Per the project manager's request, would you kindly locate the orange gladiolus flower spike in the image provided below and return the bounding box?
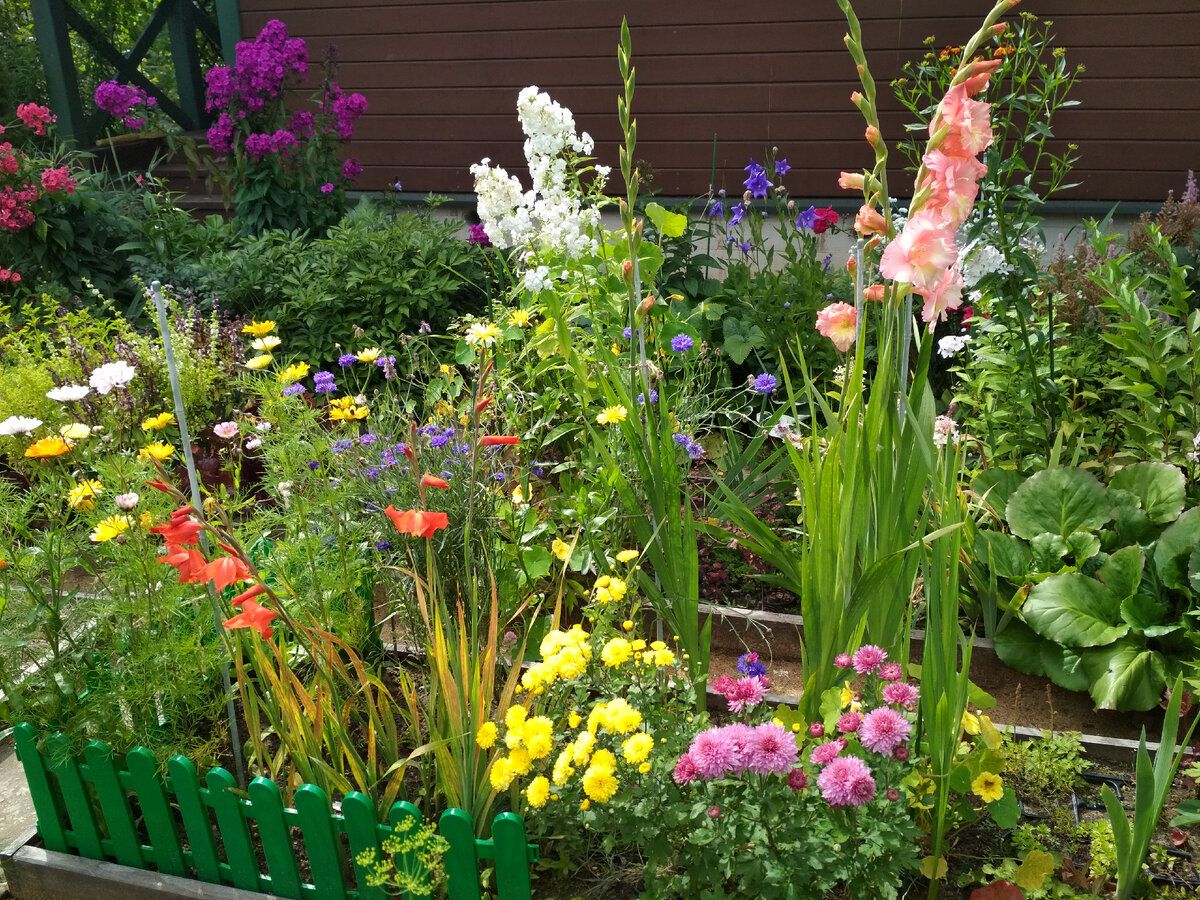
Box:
[201,555,252,592]
[157,543,208,583]
[384,505,450,538]
[421,474,450,489]
[481,435,520,447]
[223,598,276,639]
[150,509,206,545]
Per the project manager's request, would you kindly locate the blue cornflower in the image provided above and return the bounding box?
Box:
[729,205,746,226]
[493,471,505,483]
[753,373,778,394]
[709,200,725,218]
[623,326,632,339]
[364,467,380,481]
[774,158,790,177]
[307,460,321,471]
[637,390,659,405]
[742,158,773,199]
[313,370,335,383]
[739,240,753,255]
[376,540,392,551]
[331,438,353,454]
[313,379,337,394]
[783,302,792,309]
[532,465,545,477]
[430,432,451,449]
[337,353,357,367]
[738,652,767,678]
[282,383,306,397]
[360,433,377,446]
[670,334,695,354]
[440,470,453,481]
[796,205,818,230]
[672,433,692,448]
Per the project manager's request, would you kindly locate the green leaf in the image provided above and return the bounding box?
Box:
[1022,573,1127,648]
[1170,799,1200,827]
[1120,593,1168,633]
[454,340,476,365]
[521,546,553,581]
[644,202,688,238]
[988,788,1021,829]
[992,619,1090,692]
[1097,545,1144,599]
[971,470,1026,517]
[1066,531,1101,563]
[949,763,974,794]
[1080,640,1167,710]
[975,531,1031,579]
[1029,532,1069,573]
[1109,462,1186,524]
[1005,468,1110,539]
[1154,506,1200,589]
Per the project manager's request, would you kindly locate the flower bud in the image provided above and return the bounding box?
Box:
[854,205,887,236]
[865,125,884,151]
[622,259,633,281]
[742,190,753,204]
[838,171,865,191]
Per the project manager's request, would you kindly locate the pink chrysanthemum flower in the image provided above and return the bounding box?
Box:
[878,662,904,682]
[723,723,757,775]
[837,711,862,734]
[712,674,736,695]
[809,721,825,738]
[858,707,912,755]
[690,727,739,780]
[818,755,877,807]
[852,644,887,675]
[748,723,798,776]
[787,768,809,792]
[673,752,699,784]
[834,653,853,668]
[725,675,767,713]
[882,682,920,710]
[809,738,847,766]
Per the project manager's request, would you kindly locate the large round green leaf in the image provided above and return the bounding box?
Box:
[974,530,1031,579]
[992,619,1090,692]
[1005,468,1110,540]
[1109,461,1186,524]
[1080,640,1167,711]
[972,469,1027,518]
[1154,506,1200,590]
[1022,573,1128,648]
[1097,545,1144,599]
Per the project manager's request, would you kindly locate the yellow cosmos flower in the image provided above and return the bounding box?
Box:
[67,479,104,511]
[971,771,1004,803]
[90,514,133,543]
[138,442,175,462]
[276,362,311,384]
[551,538,571,561]
[510,309,532,327]
[141,411,176,431]
[465,322,504,346]
[25,437,72,458]
[355,347,382,363]
[244,354,273,370]
[596,405,628,426]
[616,549,639,563]
[242,320,276,337]
[251,336,281,351]
[476,722,497,749]
[59,423,91,441]
[525,775,550,809]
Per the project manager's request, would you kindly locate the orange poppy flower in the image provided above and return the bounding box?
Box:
[223,598,276,639]
[384,505,449,538]
[24,437,72,458]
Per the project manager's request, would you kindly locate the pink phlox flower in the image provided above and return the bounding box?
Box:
[858,707,912,755]
[690,727,740,780]
[878,662,904,682]
[818,755,877,807]
[881,682,919,709]
[672,752,699,785]
[851,644,887,675]
[748,723,799,776]
[879,212,957,290]
[837,711,862,734]
[809,738,847,767]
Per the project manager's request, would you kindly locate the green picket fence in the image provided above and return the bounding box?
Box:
[12,722,538,899]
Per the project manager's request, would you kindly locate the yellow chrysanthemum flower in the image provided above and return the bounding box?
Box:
[525,775,550,809]
[276,362,311,384]
[141,411,176,431]
[355,347,382,363]
[616,549,639,563]
[251,336,281,351]
[596,405,628,426]
[601,638,632,668]
[138,442,175,462]
[638,762,651,774]
[622,619,635,632]
[551,538,571,561]
[552,748,575,786]
[244,354,273,370]
[90,514,133,543]
[602,698,642,735]
[242,320,276,337]
[971,772,1004,803]
[25,437,73,459]
[582,764,619,803]
[59,423,91,441]
[571,731,595,766]
[508,746,532,776]
[476,722,497,749]
[67,479,104,511]
[622,733,654,765]
[465,322,503,346]
[489,756,517,791]
[510,309,532,327]
[522,716,555,760]
[505,706,527,731]
[568,711,582,729]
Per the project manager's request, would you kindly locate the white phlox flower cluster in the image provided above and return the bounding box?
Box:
[470,86,603,260]
[957,236,1012,289]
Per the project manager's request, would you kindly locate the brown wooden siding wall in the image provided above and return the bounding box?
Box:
[237,1,1200,204]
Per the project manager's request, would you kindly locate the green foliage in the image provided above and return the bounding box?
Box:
[1002,731,1088,800]
[356,816,449,896]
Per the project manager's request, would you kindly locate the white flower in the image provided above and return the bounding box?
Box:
[277,481,294,507]
[933,415,960,449]
[114,492,140,511]
[46,384,90,402]
[245,437,262,450]
[523,266,552,294]
[88,361,136,394]
[0,415,42,436]
[255,421,273,433]
[937,334,970,358]
[213,421,239,439]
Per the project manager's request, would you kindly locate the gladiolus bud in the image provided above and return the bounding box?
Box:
[476,396,492,413]
[421,474,450,489]
[850,90,863,106]
[865,235,882,254]
[865,125,884,151]
[854,205,887,236]
[481,436,521,447]
[846,256,857,277]
[838,171,865,191]
[863,284,886,302]
[483,359,494,378]
[637,295,655,319]
[622,260,633,281]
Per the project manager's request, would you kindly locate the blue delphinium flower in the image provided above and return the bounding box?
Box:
[753,373,778,394]
[796,205,818,230]
[337,353,357,367]
[743,158,773,199]
[738,652,767,678]
[670,334,695,354]
[774,158,790,177]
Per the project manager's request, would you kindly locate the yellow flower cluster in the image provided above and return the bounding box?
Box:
[90,514,133,543]
[138,442,175,462]
[487,706,556,792]
[592,574,627,605]
[520,625,591,694]
[276,362,310,384]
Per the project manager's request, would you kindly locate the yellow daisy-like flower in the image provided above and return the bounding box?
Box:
[141,411,176,431]
[601,698,642,735]
[971,771,1004,803]
[510,309,532,327]
[251,336,281,351]
[355,347,382,363]
[525,775,550,809]
[580,799,590,811]
[512,485,525,504]
[244,354,273,370]
[840,681,857,709]
[25,437,73,458]
[67,479,104,511]
[465,322,503,346]
[596,405,628,426]
[551,538,571,561]
[622,733,654,765]
[276,362,311,384]
[638,761,651,775]
[582,764,619,803]
[242,320,276,337]
[616,549,639,563]
[90,514,133,543]
[330,405,369,421]
[476,722,497,749]
[138,442,175,462]
[59,423,91,441]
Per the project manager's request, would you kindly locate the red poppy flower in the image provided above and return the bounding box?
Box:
[481,436,521,446]
[384,505,449,538]
[421,474,450,489]
[223,598,276,639]
[157,543,207,583]
[200,555,252,592]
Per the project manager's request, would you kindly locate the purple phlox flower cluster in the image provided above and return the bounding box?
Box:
[636,390,659,405]
[857,707,911,755]
[338,353,357,367]
[728,205,746,227]
[774,158,791,177]
[852,644,887,675]
[282,383,306,397]
[712,673,768,713]
[94,81,156,130]
[709,200,725,218]
[467,223,492,247]
[325,85,368,140]
[670,333,694,354]
[676,722,799,782]
[320,183,334,194]
[228,20,308,113]
[818,755,876,807]
[313,370,337,393]
[752,373,778,394]
[743,158,773,199]
[289,110,316,138]
[244,129,298,161]
[737,652,767,679]
[330,438,353,454]
[672,432,705,461]
[342,158,362,180]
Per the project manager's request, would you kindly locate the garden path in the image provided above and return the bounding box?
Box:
[0,737,34,898]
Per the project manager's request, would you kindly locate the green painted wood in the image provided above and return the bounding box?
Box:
[294,784,347,900]
[29,0,85,144]
[248,777,303,899]
[127,747,187,877]
[491,813,533,900]
[438,809,481,900]
[11,723,69,853]
[213,0,242,65]
[342,792,388,900]
[45,733,104,860]
[168,755,222,884]
[386,801,430,900]
[206,767,260,891]
[167,0,205,129]
[84,742,143,868]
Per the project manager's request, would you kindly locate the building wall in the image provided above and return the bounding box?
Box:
[237,0,1200,204]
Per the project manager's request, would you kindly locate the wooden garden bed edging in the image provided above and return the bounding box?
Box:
[3,723,538,900]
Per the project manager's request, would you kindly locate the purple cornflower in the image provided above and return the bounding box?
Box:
[313,374,337,394]
[376,540,392,551]
[742,158,773,199]
[307,460,321,470]
[670,333,694,354]
[752,373,778,394]
[330,438,353,454]
[376,355,397,379]
[637,390,658,405]
[282,383,306,397]
[337,353,357,367]
[796,205,818,230]
[359,433,377,446]
[737,652,767,679]
[709,200,725,218]
[493,471,505,483]
[774,158,791,177]
[364,467,380,481]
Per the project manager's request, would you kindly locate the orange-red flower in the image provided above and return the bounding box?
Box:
[201,555,252,592]
[230,583,267,607]
[24,437,72,458]
[481,435,521,447]
[145,479,174,494]
[223,598,276,639]
[150,506,205,545]
[384,505,449,538]
[157,543,207,583]
[421,474,450,489]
